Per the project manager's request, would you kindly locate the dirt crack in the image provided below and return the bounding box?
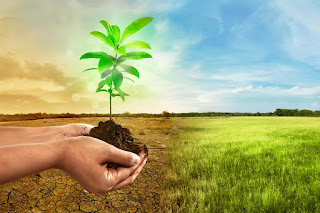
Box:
[0,117,172,212]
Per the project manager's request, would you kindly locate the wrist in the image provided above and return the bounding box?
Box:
[51,139,68,169]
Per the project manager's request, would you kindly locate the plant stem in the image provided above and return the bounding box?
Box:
[107,53,118,120]
[108,53,118,121]
[109,89,112,120]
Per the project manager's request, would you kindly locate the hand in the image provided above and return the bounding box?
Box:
[57,136,148,195]
[57,123,95,140]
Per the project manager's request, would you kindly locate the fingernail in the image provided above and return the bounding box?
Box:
[133,154,140,164]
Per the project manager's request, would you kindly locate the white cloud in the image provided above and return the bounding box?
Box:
[285,86,320,96]
[193,84,320,112]
[197,86,253,103]
[197,85,320,104]
[187,64,205,79]
[202,64,300,86]
[210,72,268,82]
[274,0,320,68]
[154,19,169,34]
[132,0,189,13]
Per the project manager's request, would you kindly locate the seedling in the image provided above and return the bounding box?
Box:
[80,17,153,120]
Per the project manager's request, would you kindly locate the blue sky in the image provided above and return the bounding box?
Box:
[155,0,320,113]
[1,0,320,113]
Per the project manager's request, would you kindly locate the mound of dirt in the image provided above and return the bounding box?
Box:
[88,120,148,168]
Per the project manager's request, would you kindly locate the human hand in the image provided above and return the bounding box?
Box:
[57,136,148,195]
[0,125,95,146]
[57,123,95,140]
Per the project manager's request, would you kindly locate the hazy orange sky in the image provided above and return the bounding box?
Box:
[0,0,185,114]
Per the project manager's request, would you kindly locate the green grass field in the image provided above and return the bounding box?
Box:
[164,117,320,212]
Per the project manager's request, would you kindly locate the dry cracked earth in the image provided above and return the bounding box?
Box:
[0,117,177,212]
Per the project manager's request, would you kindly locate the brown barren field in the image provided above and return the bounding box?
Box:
[0,117,180,212]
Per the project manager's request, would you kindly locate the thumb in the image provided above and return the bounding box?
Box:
[103,144,140,167]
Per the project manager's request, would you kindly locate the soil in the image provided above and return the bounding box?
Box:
[87,119,148,168]
[0,117,174,212]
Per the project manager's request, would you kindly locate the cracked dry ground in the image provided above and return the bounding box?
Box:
[0,117,178,212]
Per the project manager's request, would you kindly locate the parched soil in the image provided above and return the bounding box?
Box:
[0,117,178,212]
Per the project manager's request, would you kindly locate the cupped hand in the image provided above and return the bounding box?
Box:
[57,136,147,195]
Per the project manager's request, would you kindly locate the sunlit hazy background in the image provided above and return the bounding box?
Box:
[1,0,320,114]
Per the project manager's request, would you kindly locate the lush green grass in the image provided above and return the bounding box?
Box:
[164,117,320,212]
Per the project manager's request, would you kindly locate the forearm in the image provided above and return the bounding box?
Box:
[0,126,62,146]
[0,141,63,185]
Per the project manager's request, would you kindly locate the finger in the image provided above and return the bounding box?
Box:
[78,124,95,134]
[103,144,141,167]
[110,151,146,186]
[62,124,95,138]
[106,151,146,186]
[110,156,148,191]
[83,124,95,130]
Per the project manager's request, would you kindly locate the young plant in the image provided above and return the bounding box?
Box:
[80,17,153,120]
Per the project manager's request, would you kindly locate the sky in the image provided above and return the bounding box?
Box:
[1,0,320,114]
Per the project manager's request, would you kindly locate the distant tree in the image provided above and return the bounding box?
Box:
[161,110,171,117]
[121,111,132,117]
[288,109,298,116]
[274,109,298,116]
[298,109,314,117]
[314,111,320,117]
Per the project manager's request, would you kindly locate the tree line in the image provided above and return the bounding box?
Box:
[0,109,319,122]
[135,109,320,117]
[170,109,320,117]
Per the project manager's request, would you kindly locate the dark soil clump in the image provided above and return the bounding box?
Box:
[88,120,148,168]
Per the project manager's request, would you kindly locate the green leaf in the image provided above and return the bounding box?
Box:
[82,68,97,72]
[109,34,116,46]
[97,89,108,93]
[114,59,126,67]
[111,93,120,97]
[100,69,112,79]
[121,41,151,49]
[124,77,134,83]
[80,52,111,60]
[96,80,106,92]
[119,64,139,78]
[100,20,116,46]
[120,17,153,44]
[98,57,114,74]
[112,69,123,89]
[111,25,120,45]
[116,88,125,101]
[105,75,112,86]
[113,46,126,55]
[118,52,152,60]
[100,20,113,36]
[90,31,115,48]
